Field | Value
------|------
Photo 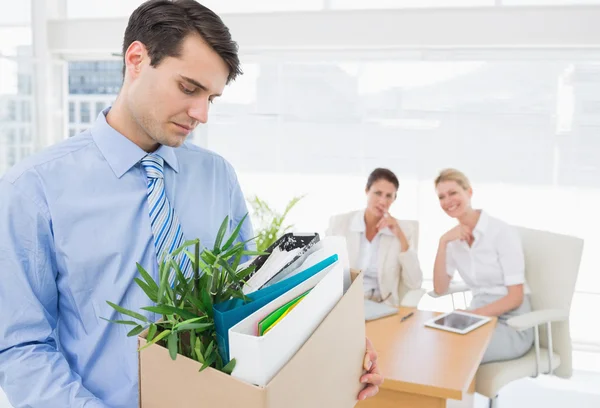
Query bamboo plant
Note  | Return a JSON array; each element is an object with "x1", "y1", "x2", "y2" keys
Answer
[{"x1": 104, "y1": 214, "x2": 262, "y2": 374}]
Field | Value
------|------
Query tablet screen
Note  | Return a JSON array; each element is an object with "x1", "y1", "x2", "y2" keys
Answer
[{"x1": 433, "y1": 312, "x2": 485, "y2": 330}]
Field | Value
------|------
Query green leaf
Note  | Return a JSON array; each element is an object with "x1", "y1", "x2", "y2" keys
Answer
[
  {"x1": 220, "y1": 241, "x2": 245, "y2": 261},
  {"x1": 172, "y1": 316, "x2": 204, "y2": 330},
  {"x1": 205, "y1": 340, "x2": 215, "y2": 357},
  {"x1": 175, "y1": 322, "x2": 213, "y2": 332},
  {"x1": 213, "y1": 215, "x2": 230, "y2": 253},
  {"x1": 201, "y1": 250, "x2": 218, "y2": 266},
  {"x1": 171, "y1": 238, "x2": 200, "y2": 258},
  {"x1": 201, "y1": 289, "x2": 213, "y2": 318},
  {"x1": 106, "y1": 301, "x2": 148, "y2": 323},
  {"x1": 147, "y1": 323, "x2": 157, "y2": 342},
  {"x1": 167, "y1": 331, "x2": 178, "y2": 360},
  {"x1": 241, "y1": 250, "x2": 268, "y2": 257},
  {"x1": 236, "y1": 265, "x2": 256, "y2": 281},
  {"x1": 136, "y1": 263, "x2": 158, "y2": 292},
  {"x1": 134, "y1": 278, "x2": 158, "y2": 303},
  {"x1": 200, "y1": 352, "x2": 216, "y2": 372},
  {"x1": 222, "y1": 213, "x2": 248, "y2": 251},
  {"x1": 157, "y1": 256, "x2": 170, "y2": 304},
  {"x1": 217, "y1": 258, "x2": 238, "y2": 283},
  {"x1": 127, "y1": 325, "x2": 145, "y2": 337},
  {"x1": 222, "y1": 358, "x2": 236, "y2": 375},
  {"x1": 194, "y1": 339, "x2": 204, "y2": 364},
  {"x1": 141, "y1": 305, "x2": 198, "y2": 321},
  {"x1": 187, "y1": 295, "x2": 208, "y2": 316},
  {"x1": 178, "y1": 279, "x2": 195, "y2": 309},
  {"x1": 231, "y1": 251, "x2": 243, "y2": 273},
  {"x1": 170, "y1": 259, "x2": 188, "y2": 297},
  {"x1": 139, "y1": 329, "x2": 171, "y2": 351},
  {"x1": 100, "y1": 317, "x2": 138, "y2": 326},
  {"x1": 190, "y1": 330, "x2": 197, "y2": 359}
]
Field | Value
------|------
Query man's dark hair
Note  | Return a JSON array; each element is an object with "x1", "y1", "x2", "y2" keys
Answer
[
  {"x1": 122, "y1": 0, "x2": 242, "y2": 83},
  {"x1": 366, "y1": 168, "x2": 399, "y2": 191}
]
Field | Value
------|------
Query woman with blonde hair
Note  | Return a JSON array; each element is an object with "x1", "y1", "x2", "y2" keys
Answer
[
  {"x1": 327, "y1": 168, "x2": 423, "y2": 306},
  {"x1": 433, "y1": 168, "x2": 533, "y2": 363}
]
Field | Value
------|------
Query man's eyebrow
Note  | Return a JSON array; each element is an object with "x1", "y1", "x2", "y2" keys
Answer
[{"x1": 179, "y1": 75, "x2": 222, "y2": 96}]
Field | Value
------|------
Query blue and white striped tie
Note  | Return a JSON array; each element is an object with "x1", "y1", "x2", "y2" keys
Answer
[{"x1": 141, "y1": 154, "x2": 191, "y2": 284}]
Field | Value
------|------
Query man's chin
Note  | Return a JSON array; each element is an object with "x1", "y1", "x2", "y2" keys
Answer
[{"x1": 160, "y1": 136, "x2": 187, "y2": 148}]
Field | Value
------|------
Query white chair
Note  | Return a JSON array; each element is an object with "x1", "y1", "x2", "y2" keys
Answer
[
  {"x1": 428, "y1": 226, "x2": 584, "y2": 408},
  {"x1": 397, "y1": 219, "x2": 426, "y2": 308}
]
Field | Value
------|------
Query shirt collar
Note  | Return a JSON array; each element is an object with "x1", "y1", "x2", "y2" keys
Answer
[
  {"x1": 350, "y1": 210, "x2": 395, "y2": 236},
  {"x1": 91, "y1": 107, "x2": 179, "y2": 178}
]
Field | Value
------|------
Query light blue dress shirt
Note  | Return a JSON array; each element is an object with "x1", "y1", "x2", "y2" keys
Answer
[{"x1": 0, "y1": 109, "x2": 253, "y2": 408}]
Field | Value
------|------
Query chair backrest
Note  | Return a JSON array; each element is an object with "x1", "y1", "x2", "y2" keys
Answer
[
  {"x1": 403, "y1": 219, "x2": 419, "y2": 250},
  {"x1": 397, "y1": 219, "x2": 420, "y2": 300},
  {"x1": 516, "y1": 226, "x2": 584, "y2": 378}
]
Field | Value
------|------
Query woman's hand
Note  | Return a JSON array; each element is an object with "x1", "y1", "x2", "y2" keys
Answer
[
  {"x1": 441, "y1": 225, "x2": 473, "y2": 245},
  {"x1": 377, "y1": 214, "x2": 409, "y2": 251}
]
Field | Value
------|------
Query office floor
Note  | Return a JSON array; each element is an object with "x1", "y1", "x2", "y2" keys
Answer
[
  {"x1": 473, "y1": 370, "x2": 600, "y2": 408},
  {"x1": 1, "y1": 371, "x2": 599, "y2": 408}
]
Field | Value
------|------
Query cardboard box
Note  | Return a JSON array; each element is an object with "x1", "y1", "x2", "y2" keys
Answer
[{"x1": 138, "y1": 273, "x2": 366, "y2": 408}]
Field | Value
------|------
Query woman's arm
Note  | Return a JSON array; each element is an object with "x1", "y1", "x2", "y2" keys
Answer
[
  {"x1": 433, "y1": 238, "x2": 453, "y2": 295},
  {"x1": 470, "y1": 284, "x2": 524, "y2": 316}
]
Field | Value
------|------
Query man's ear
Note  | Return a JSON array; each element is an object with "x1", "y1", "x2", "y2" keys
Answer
[{"x1": 123, "y1": 41, "x2": 147, "y2": 80}]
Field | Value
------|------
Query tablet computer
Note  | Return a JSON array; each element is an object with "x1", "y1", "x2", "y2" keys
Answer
[{"x1": 424, "y1": 310, "x2": 491, "y2": 334}]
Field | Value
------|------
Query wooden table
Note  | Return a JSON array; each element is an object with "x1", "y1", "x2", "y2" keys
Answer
[{"x1": 357, "y1": 307, "x2": 496, "y2": 408}]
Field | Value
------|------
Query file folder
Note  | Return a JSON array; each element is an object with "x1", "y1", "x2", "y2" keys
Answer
[
  {"x1": 213, "y1": 254, "x2": 339, "y2": 363},
  {"x1": 228, "y1": 260, "x2": 344, "y2": 387}
]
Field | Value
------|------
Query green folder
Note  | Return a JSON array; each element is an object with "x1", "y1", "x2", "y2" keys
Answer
[{"x1": 258, "y1": 289, "x2": 312, "y2": 336}]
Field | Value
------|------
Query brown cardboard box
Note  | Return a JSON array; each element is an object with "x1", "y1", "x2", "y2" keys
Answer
[{"x1": 138, "y1": 273, "x2": 366, "y2": 408}]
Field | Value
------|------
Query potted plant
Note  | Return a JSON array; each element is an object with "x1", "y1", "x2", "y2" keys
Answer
[
  {"x1": 103, "y1": 214, "x2": 261, "y2": 373},
  {"x1": 248, "y1": 194, "x2": 305, "y2": 253}
]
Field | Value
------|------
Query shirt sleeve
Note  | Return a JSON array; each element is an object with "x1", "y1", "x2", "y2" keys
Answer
[
  {"x1": 445, "y1": 243, "x2": 457, "y2": 278},
  {"x1": 0, "y1": 179, "x2": 108, "y2": 408},
  {"x1": 227, "y1": 167, "x2": 255, "y2": 256},
  {"x1": 324, "y1": 215, "x2": 337, "y2": 236},
  {"x1": 497, "y1": 224, "x2": 526, "y2": 286}
]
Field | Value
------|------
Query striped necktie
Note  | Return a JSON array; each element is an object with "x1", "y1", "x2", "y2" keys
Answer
[{"x1": 141, "y1": 154, "x2": 191, "y2": 284}]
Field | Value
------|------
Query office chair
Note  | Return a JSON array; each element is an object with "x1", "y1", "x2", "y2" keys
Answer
[{"x1": 428, "y1": 226, "x2": 584, "y2": 408}]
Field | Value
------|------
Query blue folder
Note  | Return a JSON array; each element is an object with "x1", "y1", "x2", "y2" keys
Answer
[{"x1": 213, "y1": 254, "x2": 339, "y2": 364}]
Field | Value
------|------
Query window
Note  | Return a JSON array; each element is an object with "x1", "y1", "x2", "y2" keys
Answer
[
  {"x1": 21, "y1": 100, "x2": 31, "y2": 121},
  {"x1": 7, "y1": 100, "x2": 16, "y2": 121},
  {"x1": 96, "y1": 101, "x2": 105, "y2": 118},
  {"x1": 20, "y1": 127, "x2": 31, "y2": 143},
  {"x1": 6, "y1": 128, "x2": 16, "y2": 144},
  {"x1": 80, "y1": 102, "x2": 91, "y2": 123},
  {"x1": 69, "y1": 102, "x2": 76, "y2": 123},
  {"x1": 205, "y1": 59, "x2": 600, "y2": 352}
]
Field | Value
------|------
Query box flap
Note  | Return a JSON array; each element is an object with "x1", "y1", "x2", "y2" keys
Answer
[{"x1": 264, "y1": 273, "x2": 365, "y2": 408}]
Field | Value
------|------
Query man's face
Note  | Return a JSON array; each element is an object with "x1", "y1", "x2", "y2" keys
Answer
[{"x1": 125, "y1": 34, "x2": 229, "y2": 150}]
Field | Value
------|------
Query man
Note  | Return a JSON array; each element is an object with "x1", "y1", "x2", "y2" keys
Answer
[{"x1": 0, "y1": 1, "x2": 383, "y2": 407}]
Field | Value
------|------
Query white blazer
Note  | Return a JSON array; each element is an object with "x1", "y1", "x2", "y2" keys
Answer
[{"x1": 326, "y1": 210, "x2": 423, "y2": 306}]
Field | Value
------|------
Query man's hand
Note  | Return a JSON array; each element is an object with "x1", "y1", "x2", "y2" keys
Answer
[{"x1": 358, "y1": 337, "x2": 384, "y2": 401}]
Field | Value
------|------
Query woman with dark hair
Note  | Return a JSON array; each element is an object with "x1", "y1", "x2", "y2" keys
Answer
[{"x1": 326, "y1": 168, "x2": 423, "y2": 306}]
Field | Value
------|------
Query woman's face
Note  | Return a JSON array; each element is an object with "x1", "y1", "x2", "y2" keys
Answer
[
  {"x1": 436, "y1": 180, "x2": 472, "y2": 218},
  {"x1": 366, "y1": 179, "x2": 397, "y2": 218}
]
